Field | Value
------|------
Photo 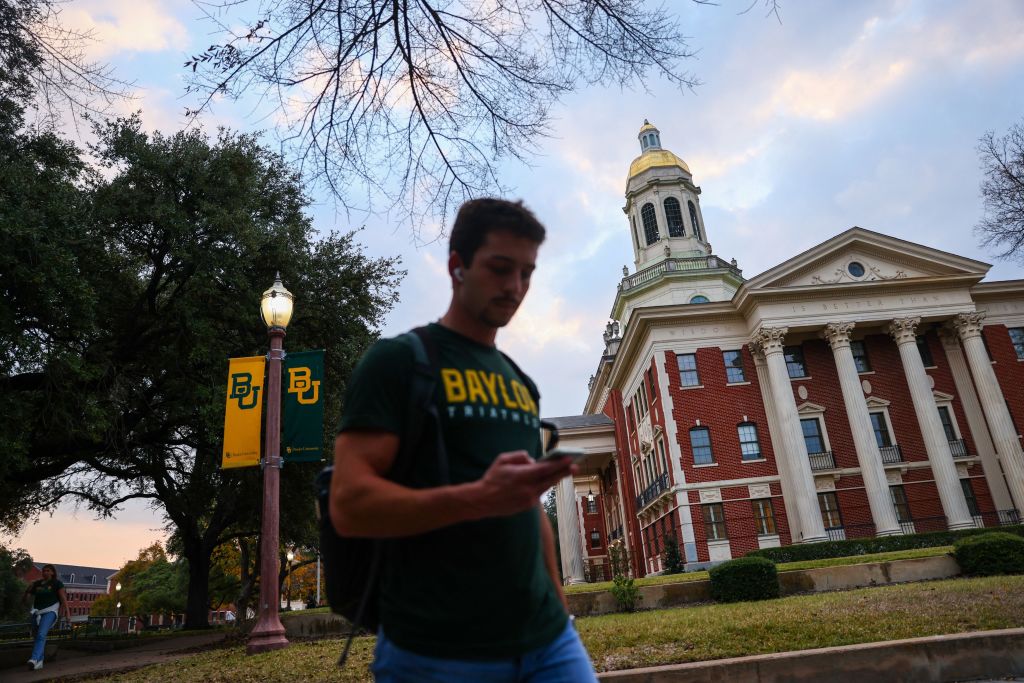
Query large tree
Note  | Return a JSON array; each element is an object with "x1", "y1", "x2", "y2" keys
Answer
[
  {"x1": 977, "y1": 118, "x2": 1024, "y2": 264},
  {"x1": 3, "y1": 115, "x2": 403, "y2": 627},
  {"x1": 185, "y1": 0, "x2": 710, "y2": 233}
]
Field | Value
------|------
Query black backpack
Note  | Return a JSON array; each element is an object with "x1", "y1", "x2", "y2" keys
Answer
[
  {"x1": 315, "y1": 325, "x2": 543, "y2": 666},
  {"x1": 315, "y1": 326, "x2": 447, "y2": 665}
]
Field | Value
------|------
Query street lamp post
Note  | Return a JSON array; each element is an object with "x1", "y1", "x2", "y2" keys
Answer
[
  {"x1": 115, "y1": 582, "x2": 122, "y2": 631},
  {"x1": 246, "y1": 274, "x2": 294, "y2": 655}
]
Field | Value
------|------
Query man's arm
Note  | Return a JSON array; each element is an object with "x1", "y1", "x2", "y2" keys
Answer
[
  {"x1": 539, "y1": 504, "x2": 569, "y2": 612},
  {"x1": 330, "y1": 430, "x2": 575, "y2": 538}
]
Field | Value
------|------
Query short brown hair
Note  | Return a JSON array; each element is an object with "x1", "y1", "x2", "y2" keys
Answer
[{"x1": 450, "y1": 198, "x2": 546, "y2": 266}]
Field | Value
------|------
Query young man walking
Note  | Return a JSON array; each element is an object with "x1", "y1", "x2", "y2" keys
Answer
[{"x1": 330, "y1": 198, "x2": 597, "y2": 681}]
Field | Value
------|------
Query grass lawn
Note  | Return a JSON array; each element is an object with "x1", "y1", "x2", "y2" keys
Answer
[
  {"x1": 100, "y1": 574, "x2": 1024, "y2": 682},
  {"x1": 565, "y1": 545, "x2": 953, "y2": 594}
]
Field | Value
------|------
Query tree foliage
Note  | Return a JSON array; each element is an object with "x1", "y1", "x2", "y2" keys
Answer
[
  {"x1": 186, "y1": 0, "x2": 703, "y2": 233},
  {"x1": 3, "y1": 115, "x2": 403, "y2": 627},
  {"x1": 0, "y1": 543, "x2": 33, "y2": 621},
  {"x1": 977, "y1": 118, "x2": 1024, "y2": 263}
]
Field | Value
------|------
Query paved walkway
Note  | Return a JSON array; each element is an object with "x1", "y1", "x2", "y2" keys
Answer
[{"x1": 1, "y1": 632, "x2": 227, "y2": 682}]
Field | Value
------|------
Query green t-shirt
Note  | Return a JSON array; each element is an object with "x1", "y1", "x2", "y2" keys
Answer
[
  {"x1": 31, "y1": 579, "x2": 64, "y2": 610},
  {"x1": 339, "y1": 323, "x2": 567, "y2": 659}
]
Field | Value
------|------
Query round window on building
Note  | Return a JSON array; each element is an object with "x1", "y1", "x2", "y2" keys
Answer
[
  {"x1": 848, "y1": 261, "x2": 866, "y2": 278},
  {"x1": 690, "y1": 295, "x2": 710, "y2": 304}
]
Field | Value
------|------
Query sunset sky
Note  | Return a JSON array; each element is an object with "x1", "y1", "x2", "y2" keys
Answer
[{"x1": 8, "y1": 0, "x2": 1024, "y2": 569}]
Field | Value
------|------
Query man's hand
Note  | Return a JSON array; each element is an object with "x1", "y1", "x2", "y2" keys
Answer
[{"x1": 467, "y1": 451, "x2": 575, "y2": 519}]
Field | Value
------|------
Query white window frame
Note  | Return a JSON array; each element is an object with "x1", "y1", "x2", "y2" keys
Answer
[
  {"x1": 933, "y1": 392, "x2": 962, "y2": 441},
  {"x1": 865, "y1": 397, "x2": 897, "y2": 448},
  {"x1": 796, "y1": 403, "x2": 832, "y2": 454}
]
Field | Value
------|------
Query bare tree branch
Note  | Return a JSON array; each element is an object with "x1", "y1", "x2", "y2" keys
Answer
[
  {"x1": 976, "y1": 118, "x2": 1024, "y2": 264},
  {"x1": 185, "y1": 0, "x2": 710, "y2": 237}
]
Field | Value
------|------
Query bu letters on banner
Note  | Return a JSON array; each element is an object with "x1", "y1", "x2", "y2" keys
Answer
[
  {"x1": 283, "y1": 349, "x2": 325, "y2": 463},
  {"x1": 221, "y1": 356, "x2": 266, "y2": 469}
]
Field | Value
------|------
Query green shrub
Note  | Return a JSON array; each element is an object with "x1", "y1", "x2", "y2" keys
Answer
[
  {"x1": 662, "y1": 534, "x2": 685, "y2": 575},
  {"x1": 954, "y1": 532, "x2": 1024, "y2": 576},
  {"x1": 746, "y1": 524, "x2": 1024, "y2": 564},
  {"x1": 709, "y1": 556, "x2": 779, "y2": 603},
  {"x1": 610, "y1": 574, "x2": 641, "y2": 612}
]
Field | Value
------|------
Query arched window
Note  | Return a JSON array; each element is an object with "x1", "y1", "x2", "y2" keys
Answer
[
  {"x1": 688, "y1": 200, "x2": 701, "y2": 240},
  {"x1": 640, "y1": 203, "x2": 659, "y2": 245},
  {"x1": 663, "y1": 197, "x2": 685, "y2": 237},
  {"x1": 689, "y1": 295, "x2": 710, "y2": 304}
]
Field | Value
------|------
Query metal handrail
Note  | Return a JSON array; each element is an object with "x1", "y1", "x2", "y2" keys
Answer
[
  {"x1": 949, "y1": 439, "x2": 969, "y2": 457},
  {"x1": 635, "y1": 472, "x2": 670, "y2": 510}
]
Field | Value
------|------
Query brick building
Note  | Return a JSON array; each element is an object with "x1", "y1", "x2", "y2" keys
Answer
[
  {"x1": 21, "y1": 563, "x2": 118, "y2": 622},
  {"x1": 550, "y1": 121, "x2": 1024, "y2": 581}
]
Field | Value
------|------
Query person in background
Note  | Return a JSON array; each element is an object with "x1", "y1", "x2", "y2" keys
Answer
[{"x1": 23, "y1": 563, "x2": 71, "y2": 671}]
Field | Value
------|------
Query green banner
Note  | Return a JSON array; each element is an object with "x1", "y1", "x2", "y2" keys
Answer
[{"x1": 283, "y1": 350, "x2": 325, "y2": 463}]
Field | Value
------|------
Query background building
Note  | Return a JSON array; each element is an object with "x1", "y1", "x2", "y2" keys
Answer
[
  {"x1": 550, "y1": 122, "x2": 1024, "y2": 581},
  {"x1": 20, "y1": 563, "x2": 118, "y2": 623}
]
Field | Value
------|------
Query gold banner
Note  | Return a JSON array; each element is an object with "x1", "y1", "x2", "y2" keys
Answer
[{"x1": 221, "y1": 356, "x2": 266, "y2": 469}]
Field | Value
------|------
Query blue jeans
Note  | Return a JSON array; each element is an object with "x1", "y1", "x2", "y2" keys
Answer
[
  {"x1": 372, "y1": 620, "x2": 597, "y2": 682},
  {"x1": 31, "y1": 611, "x2": 57, "y2": 662}
]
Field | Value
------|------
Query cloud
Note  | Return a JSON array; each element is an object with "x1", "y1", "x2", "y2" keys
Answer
[{"x1": 62, "y1": 0, "x2": 189, "y2": 59}]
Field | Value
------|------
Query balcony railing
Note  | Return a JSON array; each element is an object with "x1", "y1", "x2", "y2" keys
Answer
[
  {"x1": 825, "y1": 526, "x2": 846, "y2": 541},
  {"x1": 619, "y1": 256, "x2": 743, "y2": 292},
  {"x1": 879, "y1": 444, "x2": 903, "y2": 464},
  {"x1": 808, "y1": 450, "x2": 836, "y2": 471},
  {"x1": 635, "y1": 472, "x2": 670, "y2": 511},
  {"x1": 609, "y1": 526, "x2": 624, "y2": 541},
  {"x1": 999, "y1": 509, "x2": 1021, "y2": 526},
  {"x1": 948, "y1": 438, "x2": 969, "y2": 458}
]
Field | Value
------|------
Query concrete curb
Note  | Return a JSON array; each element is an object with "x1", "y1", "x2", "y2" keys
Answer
[{"x1": 596, "y1": 627, "x2": 1024, "y2": 682}]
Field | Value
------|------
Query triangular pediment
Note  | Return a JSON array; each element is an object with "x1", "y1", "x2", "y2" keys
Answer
[{"x1": 744, "y1": 228, "x2": 990, "y2": 291}]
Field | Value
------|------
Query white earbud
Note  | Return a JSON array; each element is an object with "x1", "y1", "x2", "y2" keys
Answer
[{"x1": 453, "y1": 267, "x2": 464, "y2": 282}]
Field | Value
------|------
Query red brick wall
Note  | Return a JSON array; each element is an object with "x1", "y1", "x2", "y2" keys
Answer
[
  {"x1": 985, "y1": 324, "x2": 1024, "y2": 443},
  {"x1": 604, "y1": 389, "x2": 646, "y2": 577},
  {"x1": 582, "y1": 495, "x2": 608, "y2": 557}
]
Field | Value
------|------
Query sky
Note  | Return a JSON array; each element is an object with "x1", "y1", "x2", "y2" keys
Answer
[{"x1": 8, "y1": 0, "x2": 1024, "y2": 568}]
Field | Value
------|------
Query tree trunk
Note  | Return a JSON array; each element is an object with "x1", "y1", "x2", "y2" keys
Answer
[
  {"x1": 183, "y1": 539, "x2": 213, "y2": 629},
  {"x1": 235, "y1": 536, "x2": 257, "y2": 622}
]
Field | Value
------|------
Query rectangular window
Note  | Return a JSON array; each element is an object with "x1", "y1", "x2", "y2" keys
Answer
[
  {"x1": 647, "y1": 368, "x2": 657, "y2": 398},
  {"x1": 690, "y1": 427, "x2": 714, "y2": 465},
  {"x1": 1010, "y1": 327, "x2": 1024, "y2": 361},
  {"x1": 738, "y1": 422, "x2": 763, "y2": 460},
  {"x1": 870, "y1": 412, "x2": 892, "y2": 447},
  {"x1": 586, "y1": 498, "x2": 598, "y2": 514},
  {"x1": 890, "y1": 485, "x2": 912, "y2": 523},
  {"x1": 590, "y1": 529, "x2": 601, "y2": 548},
  {"x1": 818, "y1": 491, "x2": 843, "y2": 529},
  {"x1": 752, "y1": 498, "x2": 777, "y2": 536},
  {"x1": 937, "y1": 406, "x2": 957, "y2": 441},
  {"x1": 917, "y1": 335, "x2": 935, "y2": 367},
  {"x1": 702, "y1": 503, "x2": 727, "y2": 540},
  {"x1": 627, "y1": 403, "x2": 635, "y2": 431},
  {"x1": 961, "y1": 479, "x2": 981, "y2": 517},
  {"x1": 784, "y1": 345, "x2": 807, "y2": 378},
  {"x1": 800, "y1": 418, "x2": 826, "y2": 454},
  {"x1": 723, "y1": 350, "x2": 746, "y2": 383},
  {"x1": 677, "y1": 353, "x2": 700, "y2": 387},
  {"x1": 851, "y1": 340, "x2": 871, "y2": 373},
  {"x1": 657, "y1": 437, "x2": 669, "y2": 475},
  {"x1": 634, "y1": 383, "x2": 648, "y2": 417}
]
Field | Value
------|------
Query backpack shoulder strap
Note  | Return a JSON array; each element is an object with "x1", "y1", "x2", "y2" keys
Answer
[{"x1": 392, "y1": 326, "x2": 450, "y2": 484}]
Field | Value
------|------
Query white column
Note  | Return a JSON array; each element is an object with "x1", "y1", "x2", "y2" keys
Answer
[
  {"x1": 889, "y1": 318, "x2": 974, "y2": 530},
  {"x1": 823, "y1": 322, "x2": 902, "y2": 536},
  {"x1": 938, "y1": 326, "x2": 1015, "y2": 511},
  {"x1": 555, "y1": 476, "x2": 587, "y2": 584},
  {"x1": 751, "y1": 326, "x2": 828, "y2": 543},
  {"x1": 951, "y1": 312, "x2": 1024, "y2": 513},
  {"x1": 751, "y1": 344, "x2": 803, "y2": 542}
]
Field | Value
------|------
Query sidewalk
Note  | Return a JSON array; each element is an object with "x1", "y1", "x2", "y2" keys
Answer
[{"x1": 1, "y1": 632, "x2": 227, "y2": 683}]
